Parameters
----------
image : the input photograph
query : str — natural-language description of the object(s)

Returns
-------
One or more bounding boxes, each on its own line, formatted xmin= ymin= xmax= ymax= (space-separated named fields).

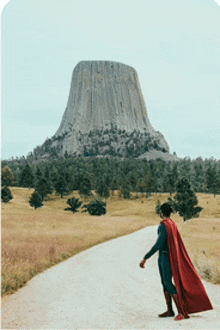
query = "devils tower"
xmin=31 ymin=61 xmax=175 ymax=160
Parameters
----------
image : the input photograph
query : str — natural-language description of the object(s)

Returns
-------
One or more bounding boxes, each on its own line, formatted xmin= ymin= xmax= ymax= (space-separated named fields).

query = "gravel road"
xmin=2 ymin=226 xmax=220 ymax=329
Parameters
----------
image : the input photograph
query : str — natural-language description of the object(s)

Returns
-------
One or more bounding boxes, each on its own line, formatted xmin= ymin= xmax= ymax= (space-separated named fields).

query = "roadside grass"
xmin=177 ymin=193 xmax=220 ymax=284
xmin=2 ymin=188 xmax=220 ymax=296
xmin=179 ymin=217 xmax=220 ymax=284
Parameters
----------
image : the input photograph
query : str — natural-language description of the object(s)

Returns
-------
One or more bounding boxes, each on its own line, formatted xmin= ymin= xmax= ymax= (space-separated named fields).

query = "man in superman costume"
xmin=139 ymin=203 xmax=213 ymax=321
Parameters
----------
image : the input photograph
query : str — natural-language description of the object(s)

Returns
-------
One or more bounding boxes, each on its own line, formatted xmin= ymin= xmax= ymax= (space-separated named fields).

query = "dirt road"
xmin=2 ymin=226 xmax=220 ymax=329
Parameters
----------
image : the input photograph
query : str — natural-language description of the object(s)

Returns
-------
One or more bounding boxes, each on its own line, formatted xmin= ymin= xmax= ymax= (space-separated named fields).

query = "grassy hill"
xmin=2 ymin=188 xmax=220 ymax=296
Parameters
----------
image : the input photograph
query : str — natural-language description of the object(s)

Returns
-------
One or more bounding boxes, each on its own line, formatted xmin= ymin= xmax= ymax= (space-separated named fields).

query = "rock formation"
xmin=31 ymin=61 xmax=176 ymax=161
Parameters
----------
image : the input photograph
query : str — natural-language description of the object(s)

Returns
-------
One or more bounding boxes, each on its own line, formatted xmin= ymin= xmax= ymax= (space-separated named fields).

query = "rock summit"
xmin=31 ymin=61 xmax=176 ymax=160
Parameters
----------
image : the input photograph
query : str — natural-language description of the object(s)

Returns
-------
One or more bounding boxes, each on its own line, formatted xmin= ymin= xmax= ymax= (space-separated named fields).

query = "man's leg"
xmin=158 ymin=254 xmax=175 ymax=317
xmin=158 ymin=292 xmax=175 ymax=317
xmin=161 ymin=253 xmax=177 ymax=295
xmin=161 ymin=253 xmax=189 ymax=321
xmin=172 ymin=294 xmax=188 ymax=321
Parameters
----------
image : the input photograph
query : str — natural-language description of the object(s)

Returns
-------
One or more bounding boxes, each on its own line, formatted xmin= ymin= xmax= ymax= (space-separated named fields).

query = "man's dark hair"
xmin=161 ymin=203 xmax=173 ymax=217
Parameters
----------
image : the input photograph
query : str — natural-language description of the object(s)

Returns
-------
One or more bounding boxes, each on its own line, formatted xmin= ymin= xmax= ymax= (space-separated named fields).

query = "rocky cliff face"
xmin=30 ymin=61 xmax=176 ymax=161
xmin=56 ymin=61 xmax=157 ymax=136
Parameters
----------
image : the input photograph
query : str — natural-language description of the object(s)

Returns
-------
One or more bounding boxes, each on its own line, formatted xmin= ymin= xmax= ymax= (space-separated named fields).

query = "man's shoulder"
xmin=158 ymin=222 xmax=166 ymax=232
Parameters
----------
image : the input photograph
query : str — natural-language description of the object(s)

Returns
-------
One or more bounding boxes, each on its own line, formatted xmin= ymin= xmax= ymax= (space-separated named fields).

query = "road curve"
xmin=2 ymin=226 xmax=220 ymax=329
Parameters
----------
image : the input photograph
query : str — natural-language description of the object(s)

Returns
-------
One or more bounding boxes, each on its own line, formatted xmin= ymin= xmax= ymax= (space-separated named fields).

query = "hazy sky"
xmin=1 ymin=0 xmax=220 ymax=160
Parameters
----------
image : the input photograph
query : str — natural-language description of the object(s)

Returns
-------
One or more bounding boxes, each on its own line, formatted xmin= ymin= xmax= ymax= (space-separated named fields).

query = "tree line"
xmin=2 ymin=157 xmax=220 ymax=220
xmin=2 ymin=157 xmax=220 ymax=197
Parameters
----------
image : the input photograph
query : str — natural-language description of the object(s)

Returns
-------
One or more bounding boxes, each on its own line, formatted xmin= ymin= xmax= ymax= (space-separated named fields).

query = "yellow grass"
xmin=178 ymin=194 xmax=220 ymax=284
xmin=2 ymin=189 xmax=220 ymax=296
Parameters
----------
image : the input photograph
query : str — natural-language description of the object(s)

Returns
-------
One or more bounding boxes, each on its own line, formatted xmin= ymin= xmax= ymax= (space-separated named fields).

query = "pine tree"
xmin=120 ymin=179 xmax=131 ymax=199
xmin=206 ymin=165 xmax=220 ymax=197
xmin=96 ymin=176 xmax=110 ymax=199
xmin=1 ymin=187 xmax=13 ymax=203
xmin=79 ymin=177 xmax=92 ymax=199
xmin=192 ymin=159 xmax=205 ymax=192
xmin=19 ymin=164 xmax=34 ymax=188
xmin=54 ymin=172 xmax=72 ymax=198
xmin=35 ymin=167 xmax=43 ymax=180
xmin=35 ymin=177 xmax=50 ymax=201
xmin=172 ymin=178 xmax=203 ymax=222
xmin=165 ymin=163 xmax=178 ymax=195
xmin=109 ymin=178 xmax=118 ymax=197
xmin=144 ymin=173 xmax=155 ymax=194
xmin=44 ymin=165 xmax=50 ymax=180
xmin=29 ymin=191 xmax=43 ymax=209
xmin=43 ymin=166 xmax=54 ymax=196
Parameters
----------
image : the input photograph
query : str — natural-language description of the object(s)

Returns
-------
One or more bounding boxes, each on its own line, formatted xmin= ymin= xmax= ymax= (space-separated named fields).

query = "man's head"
xmin=160 ymin=203 xmax=173 ymax=217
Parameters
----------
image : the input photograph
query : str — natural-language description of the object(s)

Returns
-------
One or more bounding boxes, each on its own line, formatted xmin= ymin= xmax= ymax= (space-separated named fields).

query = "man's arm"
xmin=139 ymin=223 xmax=167 ymax=268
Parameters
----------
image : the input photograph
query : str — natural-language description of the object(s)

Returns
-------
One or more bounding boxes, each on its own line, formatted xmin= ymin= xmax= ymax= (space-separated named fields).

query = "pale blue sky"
xmin=1 ymin=0 xmax=220 ymax=160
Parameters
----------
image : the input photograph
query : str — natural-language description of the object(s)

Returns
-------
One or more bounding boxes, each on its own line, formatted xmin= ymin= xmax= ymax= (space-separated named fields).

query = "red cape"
xmin=161 ymin=218 xmax=213 ymax=317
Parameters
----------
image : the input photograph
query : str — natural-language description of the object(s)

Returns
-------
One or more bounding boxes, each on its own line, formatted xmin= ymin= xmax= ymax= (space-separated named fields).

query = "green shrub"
xmin=1 ymin=186 xmax=13 ymax=203
xmin=83 ymin=199 xmax=106 ymax=216
xmin=65 ymin=197 xmax=82 ymax=213
xmin=29 ymin=191 xmax=43 ymax=209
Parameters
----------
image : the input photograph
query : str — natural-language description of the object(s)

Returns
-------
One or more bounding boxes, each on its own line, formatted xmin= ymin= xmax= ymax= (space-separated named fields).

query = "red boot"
xmin=172 ymin=294 xmax=190 ymax=321
xmin=158 ymin=292 xmax=175 ymax=317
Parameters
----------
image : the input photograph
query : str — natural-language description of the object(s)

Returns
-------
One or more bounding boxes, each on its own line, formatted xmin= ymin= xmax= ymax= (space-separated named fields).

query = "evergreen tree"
xmin=144 ymin=173 xmax=155 ymax=194
xmin=50 ymin=167 xmax=59 ymax=188
xmin=1 ymin=186 xmax=13 ymax=203
xmin=192 ymin=160 xmax=205 ymax=192
xmin=96 ymin=176 xmax=110 ymax=199
xmin=83 ymin=199 xmax=106 ymax=215
xmin=29 ymin=191 xmax=43 ymax=209
xmin=35 ymin=167 xmax=43 ymax=180
xmin=12 ymin=167 xmax=21 ymax=186
xmin=65 ymin=197 xmax=82 ymax=213
xmin=180 ymin=158 xmax=192 ymax=180
xmin=127 ymin=171 xmax=139 ymax=192
xmin=119 ymin=178 xmax=131 ymax=199
xmin=54 ymin=172 xmax=72 ymax=198
xmin=109 ymin=178 xmax=118 ymax=196
xmin=137 ymin=181 xmax=146 ymax=198
xmin=19 ymin=164 xmax=34 ymax=188
xmin=165 ymin=163 xmax=178 ymax=195
xmin=44 ymin=165 xmax=50 ymax=180
xmin=206 ymin=164 xmax=220 ymax=197
xmin=172 ymin=178 xmax=203 ymax=222
xmin=137 ymin=173 xmax=153 ymax=196
xmin=35 ymin=177 xmax=50 ymax=200
xmin=43 ymin=166 xmax=54 ymax=196
xmin=79 ymin=177 xmax=92 ymax=199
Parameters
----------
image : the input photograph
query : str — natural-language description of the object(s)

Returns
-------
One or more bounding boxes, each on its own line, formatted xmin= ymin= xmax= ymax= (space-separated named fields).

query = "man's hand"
xmin=139 ymin=259 xmax=146 ymax=268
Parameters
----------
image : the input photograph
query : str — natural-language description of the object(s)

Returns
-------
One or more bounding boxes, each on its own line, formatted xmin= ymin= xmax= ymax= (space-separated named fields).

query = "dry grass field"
xmin=179 ymin=194 xmax=220 ymax=285
xmin=2 ymin=188 xmax=220 ymax=296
